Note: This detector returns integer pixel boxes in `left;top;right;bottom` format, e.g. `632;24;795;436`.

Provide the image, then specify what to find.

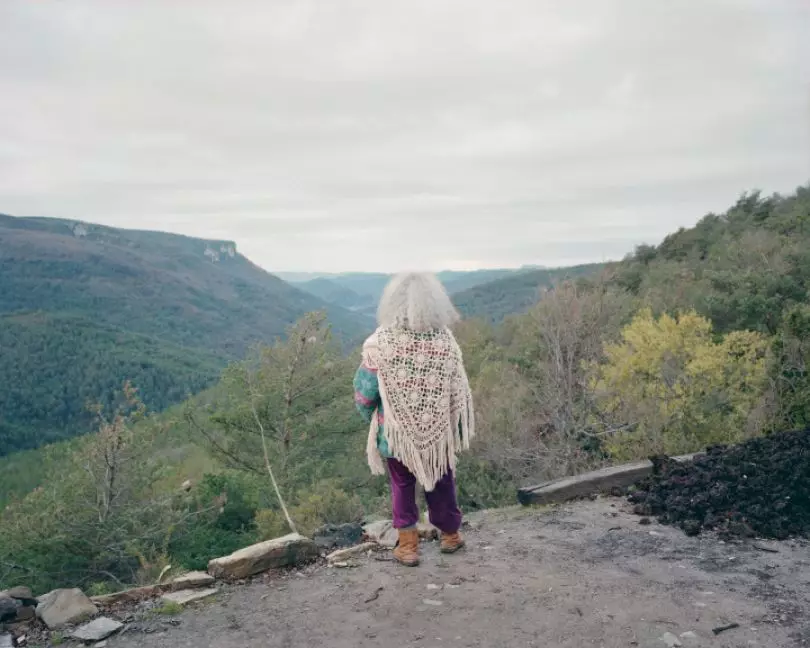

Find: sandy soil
108;498;810;648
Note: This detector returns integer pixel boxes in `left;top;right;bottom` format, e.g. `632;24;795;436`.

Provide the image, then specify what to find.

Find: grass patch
151;601;184;616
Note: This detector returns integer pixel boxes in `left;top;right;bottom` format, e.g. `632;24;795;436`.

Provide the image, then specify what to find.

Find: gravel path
108;499;810;648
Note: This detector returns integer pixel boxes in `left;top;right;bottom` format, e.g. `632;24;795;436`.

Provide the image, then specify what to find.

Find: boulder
207;533;319;580
170;571;215;590
70;617;124;642
160;588;217;607
312;523;364;550
362;520;398;548
36;588;98;629
0;633;13;648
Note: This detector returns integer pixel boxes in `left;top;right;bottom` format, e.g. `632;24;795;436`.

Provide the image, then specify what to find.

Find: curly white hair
377;272;460;332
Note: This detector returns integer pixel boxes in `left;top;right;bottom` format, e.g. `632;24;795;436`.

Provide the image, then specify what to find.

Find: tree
771;304;810;429
462;280;634;486
0;384;188;592
590;309;771;460
188;312;350;534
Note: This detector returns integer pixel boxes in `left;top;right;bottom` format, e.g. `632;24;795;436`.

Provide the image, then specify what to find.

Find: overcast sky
1;1;808;273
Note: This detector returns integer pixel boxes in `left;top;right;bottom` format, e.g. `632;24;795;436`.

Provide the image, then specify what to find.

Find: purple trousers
387;458;462;533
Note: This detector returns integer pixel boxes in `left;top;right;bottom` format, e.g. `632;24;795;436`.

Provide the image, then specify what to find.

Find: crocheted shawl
362;326;475;491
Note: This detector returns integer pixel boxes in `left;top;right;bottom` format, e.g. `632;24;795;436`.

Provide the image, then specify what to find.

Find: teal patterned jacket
353;363;392;458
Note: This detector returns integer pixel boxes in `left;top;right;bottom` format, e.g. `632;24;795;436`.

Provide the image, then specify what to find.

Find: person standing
353;272;475;566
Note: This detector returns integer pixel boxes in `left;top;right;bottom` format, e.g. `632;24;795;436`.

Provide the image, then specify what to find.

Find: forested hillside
0;215;372;455
2;185;809;596
613;188;810;337
453;263;605;322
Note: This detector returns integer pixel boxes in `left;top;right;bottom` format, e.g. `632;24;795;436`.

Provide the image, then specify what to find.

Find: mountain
453;263;606;322
0;214;373;455
293;277;376;314
287;267;549;315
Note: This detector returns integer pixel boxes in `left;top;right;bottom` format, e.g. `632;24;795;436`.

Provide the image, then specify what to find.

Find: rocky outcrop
207;533;319;580
36;588;98;629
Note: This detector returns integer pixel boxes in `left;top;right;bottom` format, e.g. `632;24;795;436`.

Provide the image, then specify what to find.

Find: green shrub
256;480;364;539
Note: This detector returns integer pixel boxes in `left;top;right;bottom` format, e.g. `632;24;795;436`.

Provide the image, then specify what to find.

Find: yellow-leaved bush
589;308;770;460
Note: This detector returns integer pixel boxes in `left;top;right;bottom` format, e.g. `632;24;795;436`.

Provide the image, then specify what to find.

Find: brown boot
393;528;420;566
440;531;465;554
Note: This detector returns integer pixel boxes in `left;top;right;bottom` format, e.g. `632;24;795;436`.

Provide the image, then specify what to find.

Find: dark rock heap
629;429;810;539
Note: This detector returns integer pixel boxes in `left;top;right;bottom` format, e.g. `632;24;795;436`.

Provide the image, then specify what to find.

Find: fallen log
517;454;698;506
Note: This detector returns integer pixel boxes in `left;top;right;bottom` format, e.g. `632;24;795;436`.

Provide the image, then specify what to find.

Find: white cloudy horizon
1;0;808;273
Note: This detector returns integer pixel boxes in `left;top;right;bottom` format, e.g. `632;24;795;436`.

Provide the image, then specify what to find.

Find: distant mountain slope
287;267;546;312
0;214;373;455
453;263;606;322
293;277;376;313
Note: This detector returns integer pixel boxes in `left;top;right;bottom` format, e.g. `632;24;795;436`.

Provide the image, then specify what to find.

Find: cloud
0;0;808;272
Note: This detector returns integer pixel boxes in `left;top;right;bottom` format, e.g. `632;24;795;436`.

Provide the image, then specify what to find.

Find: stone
208;533;319;580
36;588;98;629
161;588;218;607
170;571;215;590
181;479;193;491
313;523;364;550
363;520;398;548
15;606;35;622
660;632;682;647
70;617;124;642
0;633;13;648
326;542;378;563
422;599;443;606
417;522;439;541
0;598;18;623
4;587;32;602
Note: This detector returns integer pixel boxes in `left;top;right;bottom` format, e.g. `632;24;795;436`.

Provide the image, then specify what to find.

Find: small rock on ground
36;588;98;629
0;598;17;623
362;520;398;548
161;588;218;607
171;571;215;589
3;587;33;602
71;617;125;642
660;631;682;647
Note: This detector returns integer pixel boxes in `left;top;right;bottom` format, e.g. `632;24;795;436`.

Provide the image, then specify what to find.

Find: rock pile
629;428;810;539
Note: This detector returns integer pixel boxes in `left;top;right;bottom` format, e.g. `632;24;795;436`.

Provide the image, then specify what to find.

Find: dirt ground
109;498;810;648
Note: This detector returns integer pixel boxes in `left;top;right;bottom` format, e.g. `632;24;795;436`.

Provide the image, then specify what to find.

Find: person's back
353;272;474;566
